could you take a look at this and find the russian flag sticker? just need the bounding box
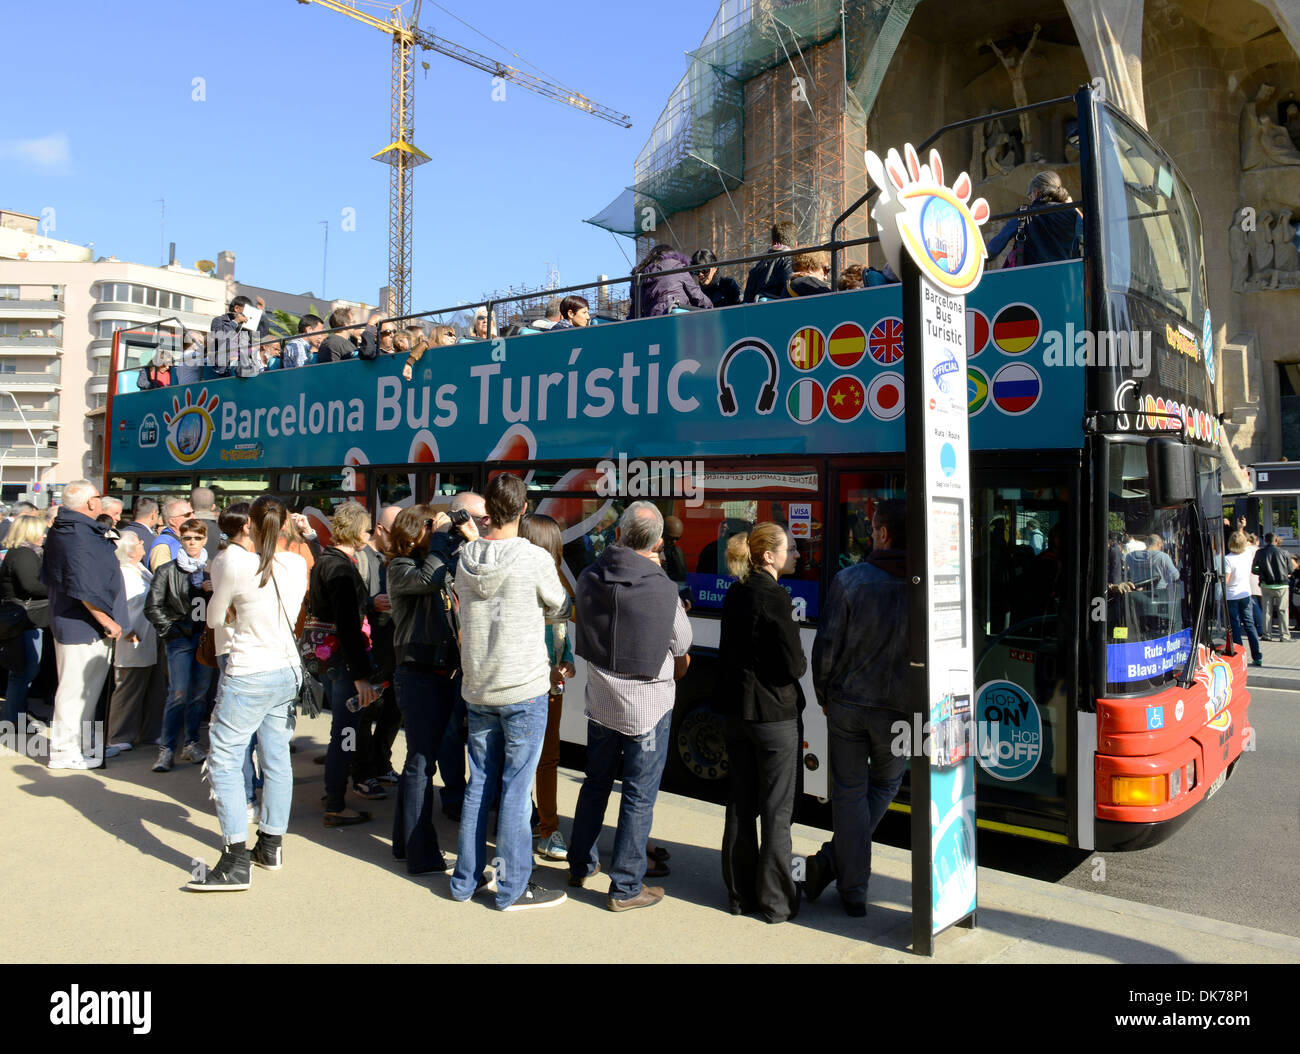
[786,378,825,424]
[992,362,1042,415]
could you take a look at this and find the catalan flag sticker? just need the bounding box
[966,307,989,358]
[991,303,1041,355]
[828,375,868,422]
[865,372,904,422]
[992,362,1042,415]
[967,366,989,416]
[827,321,867,368]
[788,327,825,371]
[786,378,825,424]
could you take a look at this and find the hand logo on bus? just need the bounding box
[865,143,990,296]
[162,388,219,465]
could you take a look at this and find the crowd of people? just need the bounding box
[128,217,936,389]
[0,479,931,920]
[1223,516,1298,664]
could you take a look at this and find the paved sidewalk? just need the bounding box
[2,720,1298,965]
[1244,633,1300,691]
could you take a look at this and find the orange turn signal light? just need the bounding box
[1111,775,1167,806]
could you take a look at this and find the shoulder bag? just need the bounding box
[270,568,322,718]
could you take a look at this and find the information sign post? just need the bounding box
[865,143,990,955]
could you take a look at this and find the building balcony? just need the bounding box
[0,298,65,319]
[0,335,60,349]
[1,371,61,391]
[0,408,60,427]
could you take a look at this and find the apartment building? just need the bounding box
[0,210,378,501]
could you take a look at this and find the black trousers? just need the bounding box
[721,716,800,923]
[354,682,402,782]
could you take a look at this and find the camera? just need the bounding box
[424,518,435,533]
[450,508,471,527]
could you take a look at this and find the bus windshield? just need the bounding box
[1105,440,1196,693]
[1098,105,1206,321]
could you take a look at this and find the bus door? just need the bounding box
[970,461,1078,840]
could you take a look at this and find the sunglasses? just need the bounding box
[181,535,205,542]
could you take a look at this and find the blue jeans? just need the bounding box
[437,689,468,808]
[1228,596,1262,662]
[2,628,41,727]
[568,710,673,902]
[206,666,299,844]
[392,665,458,872]
[162,635,213,751]
[449,695,548,909]
[323,666,363,812]
[217,653,260,804]
[816,703,909,905]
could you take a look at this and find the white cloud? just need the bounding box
[0,133,71,170]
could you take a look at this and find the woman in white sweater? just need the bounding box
[187,495,308,891]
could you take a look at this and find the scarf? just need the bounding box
[177,547,208,587]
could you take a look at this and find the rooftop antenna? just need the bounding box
[154,198,166,266]
[319,220,329,299]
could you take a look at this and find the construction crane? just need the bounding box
[296,0,632,315]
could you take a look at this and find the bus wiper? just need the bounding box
[1176,568,1213,689]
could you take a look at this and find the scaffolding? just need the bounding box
[591,0,919,268]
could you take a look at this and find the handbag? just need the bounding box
[195,624,218,668]
[299,616,342,679]
[270,571,319,718]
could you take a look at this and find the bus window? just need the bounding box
[834,470,904,570]
[1106,441,1196,693]
[376,472,414,508]
[199,474,269,508]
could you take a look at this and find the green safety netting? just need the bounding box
[601,0,919,228]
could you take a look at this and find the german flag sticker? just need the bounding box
[991,303,1041,355]
[788,327,825,371]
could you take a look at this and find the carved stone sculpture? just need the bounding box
[1242,83,1300,169]
[987,24,1042,162]
[1274,209,1300,273]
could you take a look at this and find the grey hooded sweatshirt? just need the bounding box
[454,536,570,706]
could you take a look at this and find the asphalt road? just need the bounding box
[942,686,1299,937]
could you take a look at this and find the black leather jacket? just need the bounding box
[388,532,460,670]
[144,560,208,640]
[1253,543,1292,586]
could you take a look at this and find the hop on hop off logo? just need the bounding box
[865,143,991,295]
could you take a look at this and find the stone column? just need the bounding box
[1064,0,1147,125]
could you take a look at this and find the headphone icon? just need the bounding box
[717,338,780,417]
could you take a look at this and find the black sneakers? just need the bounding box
[502,882,567,911]
[249,833,283,871]
[185,843,251,892]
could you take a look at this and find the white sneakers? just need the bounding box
[48,756,102,771]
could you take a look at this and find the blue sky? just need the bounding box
[2,0,711,310]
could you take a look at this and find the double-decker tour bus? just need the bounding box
[104,87,1249,851]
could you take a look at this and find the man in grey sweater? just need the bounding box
[448,473,571,911]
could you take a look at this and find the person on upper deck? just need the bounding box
[691,249,742,308]
[787,251,832,297]
[743,221,797,302]
[550,295,591,330]
[984,170,1083,266]
[628,244,712,319]
[282,313,326,369]
[319,307,360,363]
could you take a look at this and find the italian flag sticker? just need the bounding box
[787,378,825,423]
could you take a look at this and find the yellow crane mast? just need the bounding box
[296,0,631,315]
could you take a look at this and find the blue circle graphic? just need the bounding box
[940,442,957,477]
[975,680,1042,782]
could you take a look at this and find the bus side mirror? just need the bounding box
[1147,437,1195,507]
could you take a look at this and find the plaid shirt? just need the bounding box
[583,599,691,736]
[282,337,311,369]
